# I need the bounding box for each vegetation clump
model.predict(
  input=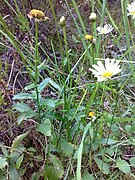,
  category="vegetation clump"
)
[0,0,135,179]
